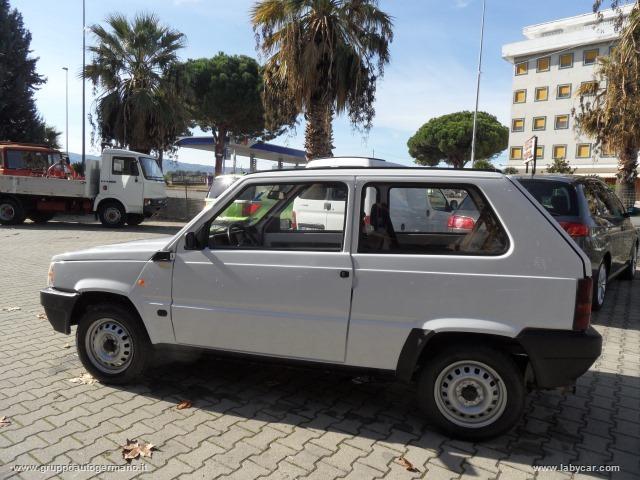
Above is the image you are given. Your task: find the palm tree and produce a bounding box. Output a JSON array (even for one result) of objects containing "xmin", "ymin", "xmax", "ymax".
[
  {"xmin": 85, "ymin": 13, "xmax": 189, "ymax": 159},
  {"xmin": 575, "ymin": 4, "xmax": 640, "ymax": 207},
  {"xmin": 252, "ymin": 0, "xmax": 393, "ymax": 159}
]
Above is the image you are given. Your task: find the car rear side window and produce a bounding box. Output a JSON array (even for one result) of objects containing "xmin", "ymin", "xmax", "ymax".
[
  {"xmin": 518, "ymin": 180, "xmax": 579, "ymax": 217},
  {"xmin": 358, "ymin": 183, "xmax": 509, "ymax": 256}
]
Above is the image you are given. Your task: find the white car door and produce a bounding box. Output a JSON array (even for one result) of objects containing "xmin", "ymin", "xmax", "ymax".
[
  {"xmin": 108, "ymin": 155, "xmax": 144, "ymax": 212},
  {"xmin": 170, "ymin": 180, "xmax": 354, "ymax": 362}
]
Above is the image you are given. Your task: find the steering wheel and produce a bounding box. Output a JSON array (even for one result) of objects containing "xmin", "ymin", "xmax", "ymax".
[{"xmin": 226, "ymin": 223, "xmax": 258, "ymax": 246}]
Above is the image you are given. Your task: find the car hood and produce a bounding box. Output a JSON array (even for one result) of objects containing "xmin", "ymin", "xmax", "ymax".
[{"xmin": 52, "ymin": 236, "xmax": 174, "ymax": 262}]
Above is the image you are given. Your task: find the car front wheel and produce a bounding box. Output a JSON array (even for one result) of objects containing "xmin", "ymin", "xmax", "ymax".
[
  {"xmin": 76, "ymin": 304, "xmax": 151, "ymax": 384},
  {"xmin": 417, "ymin": 346, "xmax": 524, "ymax": 440},
  {"xmin": 592, "ymin": 261, "xmax": 608, "ymax": 310}
]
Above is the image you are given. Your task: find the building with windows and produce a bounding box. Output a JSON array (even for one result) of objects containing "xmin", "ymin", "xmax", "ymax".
[{"xmin": 502, "ymin": 5, "xmax": 636, "ymax": 186}]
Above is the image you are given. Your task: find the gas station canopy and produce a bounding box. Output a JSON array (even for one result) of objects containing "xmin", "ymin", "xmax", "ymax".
[{"xmin": 175, "ymin": 137, "xmax": 307, "ymax": 167}]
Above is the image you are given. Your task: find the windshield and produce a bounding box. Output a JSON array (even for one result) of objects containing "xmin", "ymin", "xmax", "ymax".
[
  {"xmin": 139, "ymin": 157, "xmax": 164, "ymax": 180},
  {"xmin": 207, "ymin": 176, "xmax": 239, "ymax": 199}
]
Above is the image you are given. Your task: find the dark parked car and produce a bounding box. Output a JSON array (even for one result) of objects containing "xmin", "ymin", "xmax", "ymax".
[{"xmin": 515, "ymin": 175, "xmax": 638, "ymax": 310}]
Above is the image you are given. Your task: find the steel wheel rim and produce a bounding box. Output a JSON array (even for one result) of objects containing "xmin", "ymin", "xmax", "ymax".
[
  {"xmin": 632, "ymin": 247, "xmax": 638, "ymax": 275},
  {"xmin": 434, "ymin": 360, "xmax": 508, "ymax": 428},
  {"xmin": 0, "ymin": 204, "xmax": 15, "ymax": 221},
  {"xmin": 105, "ymin": 207, "xmax": 122, "ymax": 224},
  {"xmin": 85, "ymin": 318, "xmax": 134, "ymax": 374},
  {"xmin": 597, "ymin": 265, "xmax": 607, "ymax": 304}
]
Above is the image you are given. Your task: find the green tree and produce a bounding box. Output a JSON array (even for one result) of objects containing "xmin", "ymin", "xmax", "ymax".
[
  {"xmin": 407, "ymin": 111, "xmax": 508, "ymax": 169},
  {"xmin": 472, "ymin": 159, "xmax": 495, "ymax": 170},
  {"xmin": 43, "ymin": 125, "xmax": 61, "ymax": 149},
  {"xmin": 575, "ymin": 2, "xmax": 640, "ymax": 207},
  {"xmin": 0, "ymin": 0, "xmax": 48, "ymax": 143},
  {"xmin": 502, "ymin": 166, "xmax": 519, "ymax": 175},
  {"xmin": 252, "ymin": 0, "xmax": 393, "ymax": 159},
  {"xmin": 85, "ymin": 13, "xmax": 190, "ymax": 163},
  {"xmin": 183, "ymin": 54, "xmax": 274, "ymax": 176},
  {"xmin": 545, "ymin": 157, "xmax": 576, "ymax": 174}
]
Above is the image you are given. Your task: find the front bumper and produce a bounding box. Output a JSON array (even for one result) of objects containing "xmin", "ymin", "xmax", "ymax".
[
  {"xmin": 143, "ymin": 198, "xmax": 168, "ymax": 217},
  {"xmin": 40, "ymin": 287, "xmax": 80, "ymax": 334},
  {"xmin": 517, "ymin": 326, "xmax": 602, "ymax": 388}
]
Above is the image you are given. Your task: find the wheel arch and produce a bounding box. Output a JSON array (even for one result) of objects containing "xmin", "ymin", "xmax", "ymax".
[
  {"xmin": 70, "ymin": 291, "xmax": 146, "ymax": 334},
  {"xmin": 95, "ymin": 197, "xmax": 127, "ymax": 214}
]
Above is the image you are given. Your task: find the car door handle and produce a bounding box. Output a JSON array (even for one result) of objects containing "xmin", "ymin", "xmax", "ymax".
[{"xmin": 339, "ymin": 270, "xmax": 350, "ymax": 278}]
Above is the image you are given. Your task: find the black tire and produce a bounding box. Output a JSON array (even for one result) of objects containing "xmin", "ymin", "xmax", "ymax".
[
  {"xmin": 417, "ymin": 346, "xmax": 525, "ymax": 441},
  {"xmin": 621, "ymin": 244, "xmax": 638, "ymax": 281},
  {"xmin": 0, "ymin": 197, "xmax": 26, "ymax": 225},
  {"xmin": 98, "ymin": 201, "xmax": 126, "ymax": 228},
  {"xmin": 592, "ymin": 260, "xmax": 608, "ymax": 310},
  {"xmin": 76, "ymin": 303, "xmax": 152, "ymax": 384},
  {"xmin": 28, "ymin": 211, "xmax": 55, "ymax": 224},
  {"xmin": 126, "ymin": 213, "xmax": 145, "ymax": 226}
]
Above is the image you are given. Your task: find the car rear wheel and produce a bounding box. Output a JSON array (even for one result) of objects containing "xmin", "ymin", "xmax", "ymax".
[
  {"xmin": 417, "ymin": 346, "xmax": 524, "ymax": 440},
  {"xmin": 76, "ymin": 304, "xmax": 151, "ymax": 384},
  {"xmin": 621, "ymin": 244, "xmax": 638, "ymax": 281},
  {"xmin": 592, "ymin": 261, "xmax": 608, "ymax": 310}
]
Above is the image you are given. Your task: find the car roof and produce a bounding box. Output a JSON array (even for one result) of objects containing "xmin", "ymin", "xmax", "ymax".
[
  {"xmin": 305, "ymin": 157, "xmax": 403, "ymax": 168},
  {"xmin": 245, "ymin": 166, "xmax": 504, "ymax": 180}
]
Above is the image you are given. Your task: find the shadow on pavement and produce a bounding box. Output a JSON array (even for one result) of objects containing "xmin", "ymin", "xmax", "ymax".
[{"xmin": 0, "ymin": 220, "xmax": 183, "ymax": 236}]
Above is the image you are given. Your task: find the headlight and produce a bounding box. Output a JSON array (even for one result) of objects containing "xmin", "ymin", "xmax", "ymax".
[{"xmin": 47, "ymin": 263, "xmax": 55, "ymax": 287}]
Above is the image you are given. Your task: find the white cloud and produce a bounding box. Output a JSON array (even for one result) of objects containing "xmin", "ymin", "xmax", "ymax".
[{"xmin": 455, "ymin": 0, "xmax": 474, "ymax": 8}]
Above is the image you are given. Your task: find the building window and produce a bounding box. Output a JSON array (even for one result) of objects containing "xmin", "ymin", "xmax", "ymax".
[
  {"xmin": 536, "ymin": 146, "xmax": 545, "ymax": 159},
  {"xmin": 555, "ymin": 114, "xmax": 570, "ymax": 130},
  {"xmin": 553, "ymin": 145, "xmax": 567, "ymax": 159},
  {"xmin": 535, "ymin": 86, "xmax": 549, "ymax": 102},
  {"xmin": 515, "ymin": 61, "xmax": 528, "ymax": 75},
  {"xmin": 537, "ymin": 56, "xmax": 551, "ymax": 72},
  {"xmin": 559, "ymin": 53, "xmax": 574, "ymax": 69},
  {"xmin": 576, "ymin": 143, "xmax": 592, "ymax": 158},
  {"xmin": 583, "ymin": 48, "xmax": 599, "ymax": 65},
  {"xmin": 513, "ymin": 89, "xmax": 526, "ymax": 103},
  {"xmin": 557, "ymin": 84, "xmax": 572, "ymax": 99},
  {"xmin": 533, "ymin": 117, "xmax": 546, "ymax": 131},
  {"xmin": 581, "ymin": 81, "xmax": 598, "ymax": 96},
  {"xmin": 511, "ymin": 118, "xmax": 525, "ymax": 132},
  {"xmin": 510, "ymin": 147, "xmax": 523, "ymax": 160},
  {"xmin": 601, "ymin": 141, "xmax": 616, "ymax": 157}
]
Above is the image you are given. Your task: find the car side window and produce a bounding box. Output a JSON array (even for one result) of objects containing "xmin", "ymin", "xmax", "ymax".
[
  {"xmin": 112, "ymin": 157, "xmax": 138, "ymax": 176},
  {"xmin": 427, "ymin": 188, "xmax": 449, "ymax": 212},
  {"xmin": 205, "ymin": 182, "xmax": 348, "ymax": 251},
  {"xmin": 600, "ymin": 189, "xmax": 625, "ymax": 220},
  {"xmin": 358, "ymin": 183, "xmax": 508, "ymax": 255}
]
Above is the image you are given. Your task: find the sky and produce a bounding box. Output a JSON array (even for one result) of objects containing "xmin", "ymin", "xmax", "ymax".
[{"xmin": 9, "ymin": 0, "xmax": 615, "ymax": 169}]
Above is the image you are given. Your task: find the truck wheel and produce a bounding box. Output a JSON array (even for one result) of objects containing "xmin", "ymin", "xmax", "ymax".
[
  {"xmin": 76, "ymin": 304, "xmax": 152, "ymax": 384},
  {"xmin": 417, "ymin": 346, "xmax": 524, "ymax": 441},
  {"xmin": 592, "ymin": 261, "xmax": 608, "ymax": 310},
  {"xmin": 0, "ymin": 198, "xmax": 26, "ymax": 225},
  {"xmin": 126, "ymin": 213, "xmax": 145, "ymax": 226},
  {"xmin": 98, "ymin": 201, "xmax": 126, "ymax": 228},
  {"xmin": 28, "ymin": 212, "xmax": 55, "ymax": 224}
]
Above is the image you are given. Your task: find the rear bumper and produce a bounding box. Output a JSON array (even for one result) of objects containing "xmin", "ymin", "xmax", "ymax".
[
  {"xmin": 40, "ymin": 287, "xmax": 79, "ymax": 334},
  {"xmin": 143, "ymin": 198, "xmax": 167, "ymax": 217},
  {"xmin": 517, "ymin": 326, "xmax": 602, "ymax": 388}
]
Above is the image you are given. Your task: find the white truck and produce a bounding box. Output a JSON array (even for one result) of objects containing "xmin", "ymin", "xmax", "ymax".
[{"xmin": 0, "ymin": 143, "xmax": 167, "ymax": 227}]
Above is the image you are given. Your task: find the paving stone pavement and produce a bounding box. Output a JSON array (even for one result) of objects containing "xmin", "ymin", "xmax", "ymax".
[{"xmin": 0, "ymin": 217, "xmax": 639, "ymax": 480}]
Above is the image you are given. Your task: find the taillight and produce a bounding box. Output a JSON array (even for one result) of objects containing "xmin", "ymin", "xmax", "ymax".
[
  {"xmin": 291, "ymin": 211, "xmax": 297, "ymax": 230},
  {"xmin": 573, "ymin": 277, "xmax": 593, "ymax": 330},
  {"xmin": 559, "ymin": 221, "xmax": 589, "ymax": 238},
  {"xmin": 447, "ymin": 215, "xmax": 475, "ymax": 231}
]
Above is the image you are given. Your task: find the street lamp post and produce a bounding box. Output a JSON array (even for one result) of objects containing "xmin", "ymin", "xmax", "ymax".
[
  {"xmin": 470, "ymin": 0, "xmax": 486, "ymax": 166},
  {"xmin": 62, "ymin": 67, "xmax": 69, "ymax": 156},
  {"xmin": 82, "ymin": 0, "xmax": 86, "ymax": 166}
]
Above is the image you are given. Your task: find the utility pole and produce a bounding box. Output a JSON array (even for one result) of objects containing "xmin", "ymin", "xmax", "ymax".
[
  {"xmin": 82, "ymin": 0, "xmax": 86, "ymax": 166},
  {"xmin": 62, "ymin": 67, "xmax": 69, "ymax": 156},
  {"xmin": 470, "ymin": 0, "xmax": 486, "ymax": 166}
]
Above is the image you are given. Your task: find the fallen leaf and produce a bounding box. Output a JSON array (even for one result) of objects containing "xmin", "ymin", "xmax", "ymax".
[
  {"xmin": 68, "ymin": 373, "xmax": 96, "ymax": 385},
  {"xmin": 176, "ymin": 400, "xmax": 192, "ymax": 410},
  {"xmin": 121, "ymin": 439, "xmax": 156, "ymax": 462},
  {"xmin": 0, "ymin": 416, "xmax": 10, "ymax": 427},
  {"xmin": 36, "ymin": 313, "xmax": 47, "ymax": 320},
  {"xmin": 395, "ymin": 456, "xmax": 418, "ymax": 472},
  {"xmin": 63, "ymin": 343, "xmax": 71, "ymax": 349},
  {"xmin": 2, "ymin": 306, "xmax": 21, "ymax": 312}
]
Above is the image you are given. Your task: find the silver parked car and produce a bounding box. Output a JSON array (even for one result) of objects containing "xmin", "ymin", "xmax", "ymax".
[{"xmin": 41, "ymin": 164, "xmax": 601, "ymax": 440}]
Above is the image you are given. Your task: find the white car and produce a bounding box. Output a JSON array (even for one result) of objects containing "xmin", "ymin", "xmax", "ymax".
[
  {"xmin": 204, "ymin": 174, "xmax": 243, "ymax": 208},
  {"xmin": 41, "ymin": 165, "xmax": 601, "ymax": 440}
]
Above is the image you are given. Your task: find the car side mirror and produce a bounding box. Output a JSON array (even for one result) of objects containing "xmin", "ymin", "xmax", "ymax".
[{"xmin": 184, "ymin": 231, "xmax": 198, "ymax": 250}]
